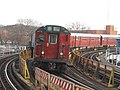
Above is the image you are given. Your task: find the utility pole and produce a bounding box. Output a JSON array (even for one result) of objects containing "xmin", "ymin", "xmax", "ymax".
[{"xmin": 107, "ymin": 0, "xmax": 110, "ymax": 24}]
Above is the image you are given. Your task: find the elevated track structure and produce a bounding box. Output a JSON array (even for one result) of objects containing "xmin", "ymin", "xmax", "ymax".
[
  {"xmin": 70, "ymin": 47, "xmax": 120, "ymax": 89},
  {"xmin": 18, "ymin": 46, "xmax": 119, "ymax": 90},
  {"xmin": 0, "ymin": 54, "xmax": 25, "ymax": 90}
]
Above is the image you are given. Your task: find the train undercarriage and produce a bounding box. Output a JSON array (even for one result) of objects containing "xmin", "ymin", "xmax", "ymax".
[{"xmin": 33, "ymin": 58, "xmax": 70, "ymax": 73}]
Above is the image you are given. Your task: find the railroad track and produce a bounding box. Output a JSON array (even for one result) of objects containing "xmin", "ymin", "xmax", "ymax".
[
  {"xmin": 28, "ymin": 57, "xmax": 96, "ymax": 90},
  {"xmin": 62, "ymin": 66, "xmax": 117, "ymax": 90},
  {"xmin": 28, "ymin": 47, "xmax": 118, "ymax": 90},
  {"xmin": 0, "ymin": 55, "xmax": 18, "ymax": 90},
  {"xmin": 74, "ymin": 48, "xmax": 119, "ymax": 89},
  {"xmin": 98, "ymin": 52, "xmax": 120, "ymax": 86},
  {"xmin": 88, "ymin": 50, "xmax": 120, "ymax": 86},
  {"xmin": 0, "ymin": 55, "xmax": 30, "ymax": 90}
]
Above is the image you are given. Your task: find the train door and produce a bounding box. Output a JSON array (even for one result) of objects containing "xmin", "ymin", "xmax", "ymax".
[
  {"xmin": 46, "ymin": 34, "xmax": 59, "ymax": 59},
  {"xmin": 35, "ymin": 32, "xmax": 45, "ymax": 58}
]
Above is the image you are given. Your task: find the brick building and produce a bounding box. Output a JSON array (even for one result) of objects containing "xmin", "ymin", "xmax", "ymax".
[{"xmin": 70, "ymin": 25, "xmax": 117, "ymax": 35}]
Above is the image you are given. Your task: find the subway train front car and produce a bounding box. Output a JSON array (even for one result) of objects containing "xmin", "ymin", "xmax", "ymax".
[{"xmin": 31, "ymin": 25, "xmax": 70, "ymax": 72}]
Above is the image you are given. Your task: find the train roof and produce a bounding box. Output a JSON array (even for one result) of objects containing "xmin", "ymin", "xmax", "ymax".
[
  {"xmin": 71, "ymin": 33, "xmax": 118, "ymax": 38},
  {"xmin": 100, "ymin": 34, "xmax": 118, "ymax": 38},
  {"xmin": 71, "ymin": 33, "xmax": 99, "ymax": 37},
  {"xmin": 36, "ymin": 25, "xmax": 70, "ymax": 34}
]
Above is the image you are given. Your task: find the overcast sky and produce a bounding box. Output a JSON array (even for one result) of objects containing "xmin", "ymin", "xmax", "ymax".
[{"xmin": 0, "ymin": 0, "xmax": 120, "ymax": 33}]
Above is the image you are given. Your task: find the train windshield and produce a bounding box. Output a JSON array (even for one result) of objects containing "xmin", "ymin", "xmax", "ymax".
[
  {"xmin": 53, "ymin": 27, "xmax": 60, "ymax": 31},
  {"xmin": 46, "ymin": 25, "xmax": 70, "ymax": 34},
  {"xmin": 38, "ymin": 34, "xmax": 44, "ymax": 42},
  {"xmin": 47, "ymin": 26, "xmax": 60, "ymax": 32},
  {"xmin": 47, "ymin": 26, "xmax": 52, "ymax": 32},
  {"xmin": 49, "ymin": 34, "xmax": 57, "ymax": 44}
]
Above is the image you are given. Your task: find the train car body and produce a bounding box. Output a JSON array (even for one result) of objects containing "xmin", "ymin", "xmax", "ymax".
[
  {"xmin": 70, "ymin": 33, "xmax": 117, "ymax": 48},
  {"xmin": 31, "ymin": 25, "xmax": 70, "ymax": 72},
  {"xmin": 31, "ymin": 25, "xmax": 117, "ymax": 72},
  {"xmin": 101, "ymin": 34, "xmax": 117, "ymax": 46},
  {"xmin": 70, "ymin": 33, "xmax": 100, "ymax": 47}
]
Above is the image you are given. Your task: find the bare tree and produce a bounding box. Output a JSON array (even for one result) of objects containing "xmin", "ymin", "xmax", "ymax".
[
  {"xmin": 5, "ymin": 25, "xmax": 24, "ymax": 45},
  {"xmin": 0, "ymin": 24, "xmax": 4, "ymax": 27},
  {"xmin": 15, "ymin": 18, "xmax": 42, "ymax": 45},
  {"xmin": 17, "ymin": 18, "xmax": 42, "ymax": 27},
  {"xmin": 66, "ymin": 21, "xmax": 90, "ymax": 31}
]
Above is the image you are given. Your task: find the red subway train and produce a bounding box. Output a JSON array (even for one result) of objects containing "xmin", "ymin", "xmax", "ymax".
[
  {"xmin": 70, "ymin": 33, "xmax": 117, "ymax": 48},
  {"xmin": 31, "ymin": 25, "xmax": 117, "ymax": 72},
  {"xmin": 31, "ymin": 25, "xmax": 70, "ymax": 72}
]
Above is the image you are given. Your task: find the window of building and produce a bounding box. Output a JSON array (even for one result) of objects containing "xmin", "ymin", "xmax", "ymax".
[
  {"xmin": 49, "ymin": 34, "xmax": 57, "ymax": 44},
  {"xmin": 38, "ymin": 34, "xmax": 44, "ymax": 42}
]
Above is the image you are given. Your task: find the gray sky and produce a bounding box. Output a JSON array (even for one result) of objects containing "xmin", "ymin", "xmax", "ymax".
[{"xmin": 0, "ymin": 0, "xmax": 120, "ymax": 33}]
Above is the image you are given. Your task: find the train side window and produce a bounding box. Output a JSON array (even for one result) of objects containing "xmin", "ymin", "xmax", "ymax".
[
  {"xmin": 76, "ymin": 36, "xmax": 79, "ymax": 40},
  {"xmin": 38, "ymin": 34, "xmax": 44, "ymax": 42},
  {"xmin": 82, "ymin": 38, "xmax": 87, "ymax": 41},
  {"xmin": 91, "ymin": 38, "xmax": 94, "ymax": 40},
  {"xmin": 49, "ymin": 34, "xmax": 57, "ymax": 44},
  {"xmin": 66, "ymin": 35, "xmax": 68, "ymax": 42},
  {"xmin": 109, "ymin": 38, "xmax": 114, "ymax": 41}
]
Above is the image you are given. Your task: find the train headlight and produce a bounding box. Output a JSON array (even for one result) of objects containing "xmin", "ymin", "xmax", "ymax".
[
  {"xmin": 42, "ymin": 51, "xmax": 44, "ymax": 54},
  {"xmin": 60, "ymin": 52, "xmax": 63, "ymax": 55}
]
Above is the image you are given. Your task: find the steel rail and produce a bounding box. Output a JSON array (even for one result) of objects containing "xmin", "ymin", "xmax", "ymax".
[{"xmin": 5, "ymin": 59, "xmax": 17, "ymax": 90}]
